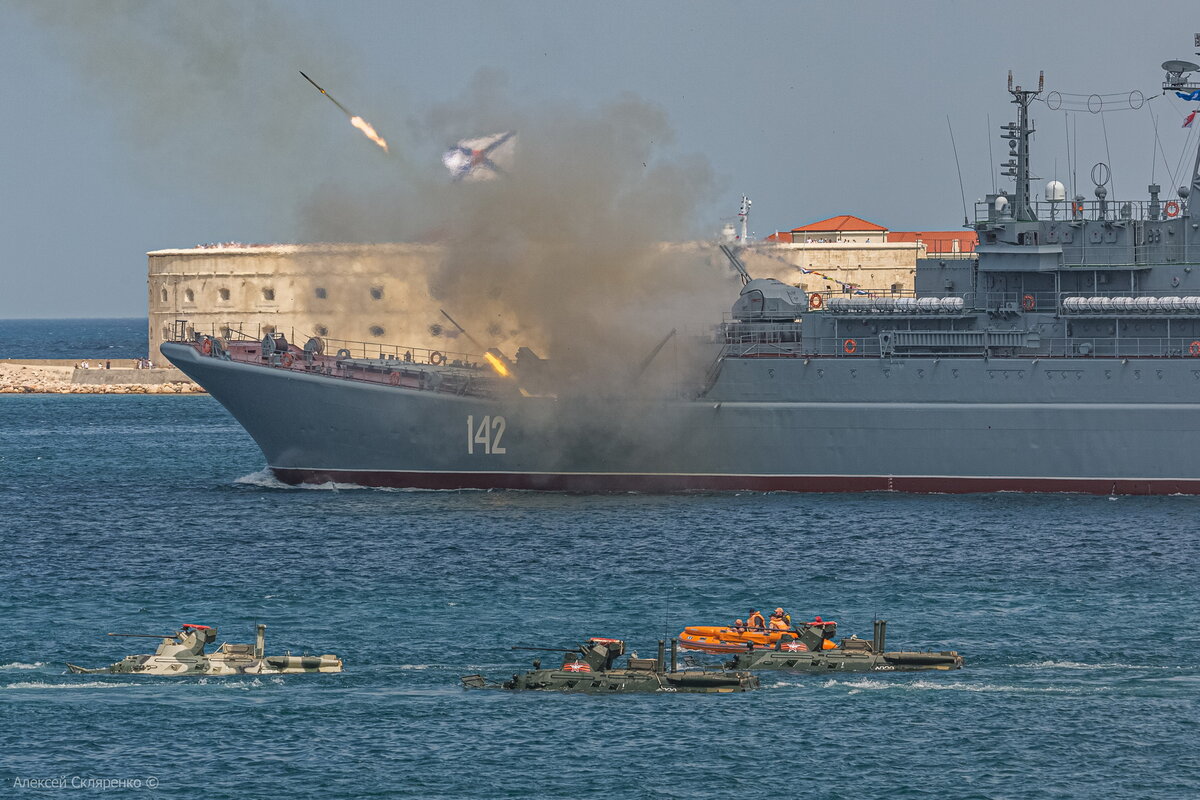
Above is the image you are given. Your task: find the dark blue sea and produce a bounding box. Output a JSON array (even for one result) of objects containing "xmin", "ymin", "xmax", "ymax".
[
  {"xmin": 2, "ymin": 393, "xmax": 1198, "ymax": 799},
  {"xmin": 0, "ymin": 318, "xmax": 148, "ymax": 359}
]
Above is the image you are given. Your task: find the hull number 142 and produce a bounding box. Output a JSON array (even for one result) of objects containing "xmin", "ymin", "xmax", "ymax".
[{"xmin": 467, "ymin": 415, "xmax": 507, "ymax": 455}]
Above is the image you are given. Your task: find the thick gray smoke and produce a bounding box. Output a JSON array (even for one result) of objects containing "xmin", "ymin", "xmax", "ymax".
[{"xmin": 24, "ymin": 1, "xmax": 737, "ymax": 390}]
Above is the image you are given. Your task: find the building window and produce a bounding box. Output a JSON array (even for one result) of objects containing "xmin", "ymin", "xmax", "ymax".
[
  {"xmin": 370, "ymin": 286, "xmax": 383, "ymax": 300},
  {"xmin": 314, "ymin": 287, "xmax": 327, "ymax": 299},
  {"xmin": 184, "ymin": 289, "xmax": 194, "ymax": 303},
  {"xmin": 160, "ymin": 288, "xmax": 168, "ymax": 302},
  {"xmin": 262, "ymin": 287, "xmax": 275, "ymax": 302},
  {"xmin": 218, "ymin": 288, "xmax": 230, "ymax": 301},
  {"xmin": 314, "ymin": 324, "xmax": 328, "ymax": 336},
  {"xmin": 369, "ymin": 325, "xmax": 385, "ymax": 337},
  {"xmin": 891, "ymin": 283, "xmax": 902, "ymax": 294}
]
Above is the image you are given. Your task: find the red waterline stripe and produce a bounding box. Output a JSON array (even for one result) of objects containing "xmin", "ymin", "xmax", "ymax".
[{"xmin": 268, "ymin": 469, "xmax": 1200, "ymax": 495}]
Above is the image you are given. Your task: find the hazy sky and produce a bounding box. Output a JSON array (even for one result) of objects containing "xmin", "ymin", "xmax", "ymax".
[{"xmin": 2, "ymin": 0, "xmax": 1198, "ymax": 318}]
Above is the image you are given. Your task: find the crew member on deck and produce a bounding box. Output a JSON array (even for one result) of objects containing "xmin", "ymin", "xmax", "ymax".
[{"xmin": 747, "ymin": 609, "xmax": 766, "ymax": 630}]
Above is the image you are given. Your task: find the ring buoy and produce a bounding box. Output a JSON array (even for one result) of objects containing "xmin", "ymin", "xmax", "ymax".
[
  {"xmin": 280, "ymin": 352, "xmax": 295, "ymax": 367},
  {"xmin": 1073, "ymin": 201, "xmax": 1084, "ymax": 215},
  {"xmin": 200, "ymin": 337, "xmax": 213, "ymax": 356},
  {"xmin": 843, "ymin": 338, "xmax": 857, "ymax": 354},
  {"xmin": 336, "ymin": 348, "xmax": 351, "ymax": 358},
  {"xmin": 1022, "ymin": 294, "xmax": 1036, "ymax": 311},
  {"xmin": 1165, "ymin": 200, "xmax": 1180, "ymax": 218},
  {"xmin": 808, "ymin": 293, "xmax": 824, "ymax": 310},
  {"xmin": 388, "ymin": 372, "xmax": 400, "ymax": 385},
  {"xmin": 429, "ymin": 351, "xmax": 445, "ymax": 366},
  {"xmin": 1190, "ymin": 341, "xmax": 1200, "ymax": 357}
]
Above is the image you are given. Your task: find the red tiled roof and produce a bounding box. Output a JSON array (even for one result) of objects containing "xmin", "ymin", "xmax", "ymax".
[
  {"xmin": 765, "ymin": 231, "xmax": 793, "ymax": 243},
  {"xmin": 791, "ymin": 214, "xmax": 888, "ymax": 233}
]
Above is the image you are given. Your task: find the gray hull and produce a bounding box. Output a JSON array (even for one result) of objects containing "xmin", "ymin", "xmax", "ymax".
[{"xmin": 162, "ymin": 342, "xmax": 1200, "ymax": 494}]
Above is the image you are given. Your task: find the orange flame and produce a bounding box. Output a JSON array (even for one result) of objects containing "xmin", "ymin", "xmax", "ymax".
[
  {"xmin": 350, "ymin": 116, "xmax": 388, "ymax": 153},
  {"xmin": 483, "ymin": 351, "xmax": 510, "ymax": 377}
]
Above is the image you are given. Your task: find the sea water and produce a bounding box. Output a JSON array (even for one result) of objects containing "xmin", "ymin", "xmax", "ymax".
[
  {"xmin": 0, "ymin": 318, "xmax": 148, "ymax": 360},
  {"xmin": 1, "ymin": 392, "xmax": 1198, "ymax": 798}
]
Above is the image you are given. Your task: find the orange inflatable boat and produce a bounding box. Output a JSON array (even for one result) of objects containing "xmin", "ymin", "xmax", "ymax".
[{"xmin": 678, "ymin": 620, "xmax": 839, "ymax": 654}]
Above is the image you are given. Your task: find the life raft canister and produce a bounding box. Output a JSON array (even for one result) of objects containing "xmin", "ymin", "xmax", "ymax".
[
  {"xmin": 1165, "ymin": 200, "xmax": 1181, "ymax": 218},
  {"xmin": 809, "ymin": 293, "xmax": 824, "ymax": 310},
  {"xmin": 843, "ymin": 338, "xmax": 857, "ymax": 354},
  {"xmin": 1022, "ymin": 294, "xmax": 1036, "ymax": 311}
]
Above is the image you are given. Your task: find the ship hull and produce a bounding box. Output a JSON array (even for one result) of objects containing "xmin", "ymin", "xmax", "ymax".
[{"xmin": 163, "ymin": 342, "xmax": 1200, "ymax": 495}]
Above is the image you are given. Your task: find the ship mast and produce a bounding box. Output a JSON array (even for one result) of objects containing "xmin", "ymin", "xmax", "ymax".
[{"xmin": 1000, "ymin": 70, "xmax": 1043, "ymax": 222}]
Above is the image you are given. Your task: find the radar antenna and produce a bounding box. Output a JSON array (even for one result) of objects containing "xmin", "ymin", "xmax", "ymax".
[
  {"xmin": 1163, "ymin": 36, "xmax": 1200, "ymax": 205},
  {"xmin": 1000, "ymin": 70, "xmax": 1044, "ymax": 222}
]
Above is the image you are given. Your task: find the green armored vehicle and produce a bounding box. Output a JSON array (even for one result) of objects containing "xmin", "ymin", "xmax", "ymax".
[
  {"xmin": 462, "ymin": 637, "xmax": 758, "ymax": 693},
  {"xmin": 66, "ymin": 623, "xmax": 343, "ymax": 676},
  {"xmin": 726, "ymin": 620, "xmax": 963, "ymax": 673}
]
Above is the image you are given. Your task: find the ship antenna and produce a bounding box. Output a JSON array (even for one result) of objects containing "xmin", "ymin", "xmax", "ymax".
[
  {"xmin": 987, "ymin": 113, "xmax": 997, "ymax": 194},
  {"xmin": 947, "ymin": 115, "xmax": 969, "ymax": 226},
  {"xmin": 1001, "ymin": 70, "xmax": 1044, "ymax": 222}
]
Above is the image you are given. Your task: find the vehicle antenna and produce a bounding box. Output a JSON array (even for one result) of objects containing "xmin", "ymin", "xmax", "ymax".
[{"xmin": 947, "ymin": 115, "xmax": 969, "ymax": 227}]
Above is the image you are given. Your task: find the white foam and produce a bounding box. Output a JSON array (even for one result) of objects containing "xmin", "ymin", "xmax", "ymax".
[
  {"xmin": 0, "ymin": 661, "xmax": 45, "ymax": 670},
  {"xmin": 1014, "ymin": 660, "xmax": 1160, "ymax": 670},
  {"xmin": 815, "ymin": 678, "xmax": 1111, "ymax": 695},
  {"xmin": 4, "ymin": 681, "xmax": 135, "ymax": 690}
]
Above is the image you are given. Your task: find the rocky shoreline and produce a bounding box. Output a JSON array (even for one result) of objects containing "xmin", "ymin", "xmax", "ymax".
[{"xmin": 0, "ymin": 362, "xmax": 205, "ymax": 394}]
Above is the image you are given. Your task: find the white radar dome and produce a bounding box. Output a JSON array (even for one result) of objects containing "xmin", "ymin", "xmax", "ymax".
[
  {"xmin": 994, "ymin": 195, "xmax": 1010, "ymax": 214},
  {"xmin": 1046, "ymin": 180, "xmax": 1067, "ymax": 203}
]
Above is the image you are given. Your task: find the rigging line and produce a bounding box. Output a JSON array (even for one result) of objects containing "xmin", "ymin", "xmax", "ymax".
[
  {"xmin": 1101, "ymin": 112, "xmax": 1115, "ymax": 199},
  {"xmin": 1171, "ymin": 116, "xmax": 1196, "ymax": 191},
  {"xmin": 1064, "ymin": 113, "xmax": 1073, "ymax": 201},
  {"xmin": 946, "ymin": 116, "xmax": 969, "ymax": 226},
  {"xmin": 987, "ymin": 113, "xmax": 996, "ymax": 194}
]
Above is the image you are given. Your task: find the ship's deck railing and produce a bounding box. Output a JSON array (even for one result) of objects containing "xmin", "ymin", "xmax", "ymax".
[
  {"xmin": 725, "ymin": 335, "xmax": 1200, "ymax": 360},
  {"xmin": 168, "ymin": 320, "xmax": 483, "ymax": 369},
  {"xmin": 974, "ymin": 198, "xmax": 1190, "ymax": 224}
]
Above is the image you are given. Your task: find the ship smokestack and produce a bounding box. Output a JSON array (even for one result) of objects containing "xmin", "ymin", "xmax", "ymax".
[
  {"xmin": 255, "ymin": 624, "xmax": 266, "ymax": 659},
  {"xmin": 873, "ymin": 620, "xmax": 887, "ymax": 653},
  {"xmin": 657, "ymin": 640, "xmax": 666, "ymax": 673}
]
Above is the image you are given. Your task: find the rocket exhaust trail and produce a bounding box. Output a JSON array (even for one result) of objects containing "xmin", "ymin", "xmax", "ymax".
[{"xmin": 300, "ymin": 70, "xmax": 389, "ymax": 153}]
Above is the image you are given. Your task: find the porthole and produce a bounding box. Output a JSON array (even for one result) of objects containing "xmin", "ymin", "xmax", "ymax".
[
  {"xmin": 369, "ymin": 325, "xmax": 385, "ymax": 337},
  {"xmin": 184, "ymin": 289, "xmax": 194, "ymax": 303},
  {"xmin": 160, "ymin": 288, "xmax": 168, "ymax": 302},
  {"xmin": 218, "ymin": 288, "xmax": 230, "ymax": 301},
  {"xmin": 262, "ymin": 288, "xmax": 275, "ymax": 301},
  {"xmin": 370, "ymin": 286, "xmax": 383, "ymax": 300},
  {"xmin": 314, "ymin": 287, "xmax": 327, "ymax": 299},
  {"xmin": 314, "ymin": 324, "xmax": 328, "ymax": 336}
]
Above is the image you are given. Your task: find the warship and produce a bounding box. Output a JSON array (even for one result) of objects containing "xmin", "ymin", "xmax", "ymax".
[
  {"xmin": 163, "ymin": 45, "xmax": 1200, "ymax": 494},
  {"xmin": 66, "ymin": 624, "xmax": 343, "ymax": 676},
  {"xmin": 461, "ymin": 637, "xmax": 759, "ymax": 693},
  {"xmin": 722, "ymin": 620, "xmax": 964, "ymax": 674}
]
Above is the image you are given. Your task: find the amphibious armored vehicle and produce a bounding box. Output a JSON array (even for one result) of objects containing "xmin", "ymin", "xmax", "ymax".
[
  {"xmin": 66, "ymin": 623, "xmax": 343, "ymax": 675},
  {"xmin": 461, "ymin": 636, "xmax": 758, "ymax": 693},
  {"xmin": 725, "ymin": 620, "xmax": 963, "ymax": 673}
]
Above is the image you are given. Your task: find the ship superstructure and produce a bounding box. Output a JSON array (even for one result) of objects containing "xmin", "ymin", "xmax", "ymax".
[{"xmin": 163, "ymin": 49, "xmax": 1200, "ymax": 494}]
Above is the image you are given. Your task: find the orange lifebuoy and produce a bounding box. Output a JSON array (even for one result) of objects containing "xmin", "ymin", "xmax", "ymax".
[
  {"xmin": 843, "ymin": 338, "xmax": 857, "ymax": 354},
  {"xmin": 1190, "ymin": 341, "xmax": 1200, "ymax": 357},
  {"xmin": 1022, "ymin": 294, "xmax": 1036, "ymax": 311},
  {"xmin": 388, "ymin": 372, "xmax": 400, "ymax": 385},
  {"xmin": 280, "ymin": 352, "xmax": 295, "ymax": 367},
  {"xmin": 809, "ymin": 293, "xmax": 824, "ymax": 310},
  {"xmin": 1165, "ymin": 200, "xmax": 1180, "ymax": 218},
  {"xmin": 429, "ymin": 351, "xmax": 445, "ymax": 366},
  {"xmin": 200, "ymin": 337, "xmax": 213, "ymax": 356}
]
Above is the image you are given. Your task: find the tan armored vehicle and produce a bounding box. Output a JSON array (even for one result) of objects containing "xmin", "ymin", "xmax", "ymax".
[{"xmin": 66, "ymin": 624, "xmax": 343, "ymax": 676}]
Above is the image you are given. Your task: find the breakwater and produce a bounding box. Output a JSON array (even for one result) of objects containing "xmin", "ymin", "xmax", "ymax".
[{"xmin": 0, "ymin": 360, "xmax": 203, "ymax": 394}]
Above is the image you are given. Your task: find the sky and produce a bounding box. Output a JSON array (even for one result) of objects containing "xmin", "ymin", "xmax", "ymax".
[{"xmin": 2, "ymin": 0, "xmax": 1198, "ymax": 318}]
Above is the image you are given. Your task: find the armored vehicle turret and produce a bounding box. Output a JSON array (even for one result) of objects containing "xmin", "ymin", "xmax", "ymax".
[
  {"xmin": 725, "ymin": 620, "xmax": 963, "ymax": 673},
  {"xmin": 66, "ymin": 624, "xmax": 343, "ymax": 676},
  {"xmin": 461, "ymin": 637, "xmax": 759, "ymax": 693}
]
